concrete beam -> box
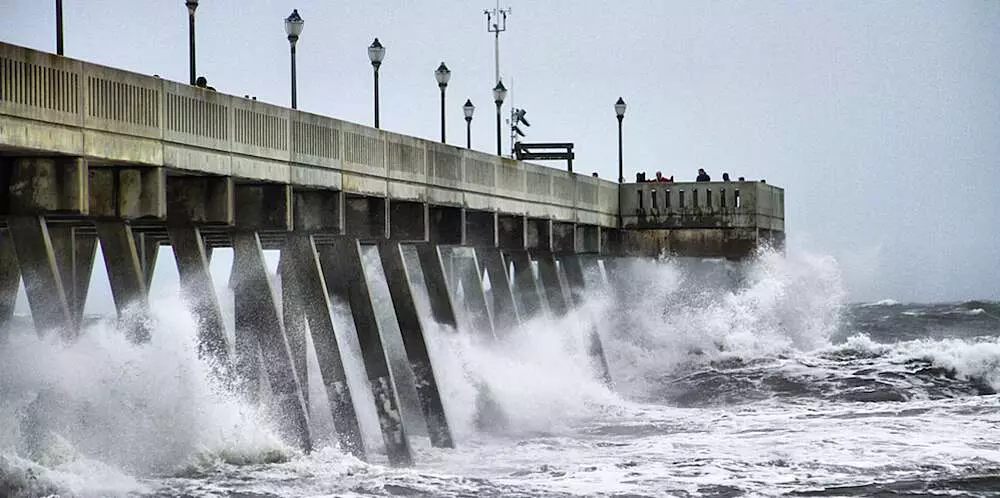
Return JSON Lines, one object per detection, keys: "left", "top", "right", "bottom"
{"left": 388, "top": 201, "right": 428, "bottom": 242}
{"left": 344, "top": 195, "right": 387, "bottom": 241}
{"left": 526, "top": 218, "right": 552, "bottom": 251}
{"left": 166, "top": 175, "right": 234, "bottom": 225}
{"left": 283, "top": 234, "right": 365, "bottom": 459}
{"left": 475, "top": 246, "right": 520, "bottom": 335}
{"left": 552, "top": 222, "right": 576, "bottom": 253}
{"left": 235, "top": 183, "right": 293, "bottom": 231}
{"left": 318, "top": 237, "right": 413, "bottom": 467}
{"left": 464, "top": 210, "right": 497, "bottom": 247}
{"left": 414, "top": 243, "right": 460, "bottom": 331}
{"left": 532, "top": 250, "right": 567, "bottom": 317}
{"left": 4, "top": 157, "right": 88, "bottom": 214}
{"left": 96, "top": 221, "right": 151, "bottom": 342}
{"left": 377, "top": 240, "right": 454, "bottom": 448}
{"left": 428, "top": 206, "right": 463, "bottom": 245}
{"left": 505, "top": 249, "right": 544, "bottom": 320}
{"left": 293, "top": 189, "right": 343, "bottom": 233}
{"left": 0, "top": 232, "right": 19, "bottom": 344}
{"left": 7, "top": 216, "right": 74, "bottom": 338}
{"left": 231, "top": 231, "right": 311, "bottom": 452}
{"left": 89, "top": 167, "right": 166, "bottom": 219}
{"left": 497, "top": 214, "right": 526, "bottom": 250}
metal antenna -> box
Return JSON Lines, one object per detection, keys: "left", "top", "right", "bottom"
{"left": 484, "top": 0, "right": 511, "bottom": 85}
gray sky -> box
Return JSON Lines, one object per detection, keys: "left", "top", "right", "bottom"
{"left": 2, "top": 0, "right": 998, "bottom": 303}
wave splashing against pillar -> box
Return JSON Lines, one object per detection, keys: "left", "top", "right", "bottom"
{"left": 0, "top": 296, "right": 291, "bottom": 496}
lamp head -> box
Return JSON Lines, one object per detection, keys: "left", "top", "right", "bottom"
{"left": 284, "top": 9, "right": 304, "bottom": 42}
{"left": 435, "top": 62, "right": 451, "bottom": 87}
{"left": 368, "top": 38, "right": 385, "bottom": 69}
{"left": 615, "top": 97, "right": 627, "bottom": 119}
{"left": 463, "top": 99, "right": 475, "bottom": 120}
{"left": 493, "top": 80, "right": 507, "bottom": 105}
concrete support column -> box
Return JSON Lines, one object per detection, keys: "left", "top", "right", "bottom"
{"left": 47, "top": 226, "right": 96, "bottom": 327}
{"left": 168, "top": 226, "right": 229, "bottom": 366}
{"left": 318, "top": 237, "right": 412, "bottom": 467}
{"left": 344, "top": 195, "right": 387, "bottom": 241}
{"left": 576, "top": 225, "right": 601, "bottom": 254}
{"left": 449, "top": 247, "right": 495, "bottom": 339}
{"left": 428, "top": 206, "right": 463, "bottom": 245}
{"left": 89, "top": 167, "right": 166, "bottom": 219}
{"left": 532, "top": 250, "right": 568, "bottom": 317}
{"left": 283, "top": 234, "right": 365, "bottom": 458}
{"left": 4, "top": 157, "right": 89, "bottom": 215}
{"left": 96, "top": 221, "right": 151, "bottom": 342}
{"left": 464, "top": 210, "right": 497, "bottom": 247}
{"left": 279, "top": 253, "right": 310, "bottom": 411}
{"left": 505, "top": 249, "right": 544, "bottom": 320}
{"left": 559, "top": 253, "right": 612, "bottom": 384}
{"left": 293, "top": 189, "right": 343, "bottom": 234}
{"left": 526, "top": 218, "right": 552, "bottom": 253}
{"left": 134, "top": 232, "right": 159, "bottom": 289}
{"left": 377, "top": 240, "right": 453, "bottom": 448}
{"left": 389, "top": 201, "right": 428, "bottom": 241}
{"left": 414, "top": 243, "right": 460, "bottom": 331}
{"left": 232, "top": 232, "right": 311, "bottom": 452}
{"left": 475, "top": 246, "right": 520, "bottom": 334}
{"left": 7, "top": 216, "right": 74, "bottom": 338}
{"left": 0, "top": 232, "right": 20, "bottom": 343}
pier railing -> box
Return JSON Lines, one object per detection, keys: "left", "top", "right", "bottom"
{"left": 0, "top": 42, "right": 619, "bottom": 227}
{"left": 620, "top": 181, "right": 784, "bottom": 231}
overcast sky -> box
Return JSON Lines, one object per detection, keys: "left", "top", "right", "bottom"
{"left": 2, "top": 0, "right": 998, "bottom": 303}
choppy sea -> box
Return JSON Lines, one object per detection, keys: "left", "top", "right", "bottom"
{"left": 1, "top": 250, "right": 999, "bottom": 497}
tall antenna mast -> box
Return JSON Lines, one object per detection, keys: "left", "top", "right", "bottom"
{"left": 484, "top": 0, "right": 511, "bottom": 85}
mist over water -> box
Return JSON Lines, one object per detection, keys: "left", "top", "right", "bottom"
{"left": 1, "top": 249, "right": 998, "bottom": 497}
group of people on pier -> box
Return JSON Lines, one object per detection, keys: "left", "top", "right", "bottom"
{"left": 635, "top": 169, "right": 745, "bottom": 183}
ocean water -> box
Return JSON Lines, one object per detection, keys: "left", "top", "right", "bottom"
{"left": 1, "top": 250, "right": 999, "bottom": 497}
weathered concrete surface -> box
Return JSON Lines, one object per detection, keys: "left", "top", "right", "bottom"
{"left": 475, "top": 246, "right": 520, "bottom": 334}
{"left": 231, "top": 231, "right": 312, "bottom": 452}
{"left": 450, "top": 248, "right": 495, "bottom": 339}
{"left": 505, "top": 249, "right": 544, "bottom": 320}
{"left": 166, "top": 176, "right": 234, "bottom": 224}
{"left": 168, "top": 226, "right": 230, "bottom": 365}
{"left": 89, "top": 167, "right": 166, "bottom": 219}
{"left": 0, "top": 232, "right": 19, "bottom": 343}
{"left": 7, "top": 216, "right": 74, "bottom": 338}
{"left": 377, "top": 240, "right": 454, "bottom": 448}
{"left": 532, "top": 251, "right": 567, "bottom": 317}
{"left": 388, "top": 201, "right": 427, "bottom": 241}
{"left": 47, "top": 226, "right": 95, "bottom": 328}
{"left": 464, "top": 210, "right": 496, "bottom": 247}
{"left": 616, "top": 228, "right": 785, "bottom": 259}
{"left": 318, "top": 237, "right": 413, "bottom": 467}
{"left": 96, "top": 221, "right": 151, "bottom": 342}
{"left": 414, "top": 243, "right": 460, "bottom": 331}
{"left": 3, "top": 157, "right": 88, "bottom": 214}
{"left": 283, "top": 234, "right": 365, "bottom": 459}
{"left": 428, "top": 206, "right": 463, "bottom": 245}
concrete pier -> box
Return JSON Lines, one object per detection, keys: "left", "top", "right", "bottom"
{"left": 506, "top": 249, "right": 545, "bottom": 320}
{"left": 96, "top": 221, "right": 151, "bottom": 342}
{"left": 7, "top": 216, "right": 75, "bottom": 338}
{"left": 168, "top": 226, "right": 230, "bottom": 365}
{"left": 47, "top": 226, "right": 96, "bottom": 328}
{"left": 378, "top": 239, "right": 454, "bottom": 448}
{"left": 231, "top": 231, "right": 312, "bottom": 452}
{"left": 533, "top": 251, "right": 568, "bottom": 317}
{"left": 0, "top": 233, "right": 18, "bottom": 343}
{"left": 283, "top": 234, "right": 365, "bottom": 459}
{"left": 475, "top": 246, "right": 520, "bottom": 334}
{"left": 414, "top": 243, "right": 460, "bottom": 331}
{"left": 450, "top": 248, "right": 495, "bottom": 339}
{"left": 319, "top": 237, "right": 412, "bottom": 467}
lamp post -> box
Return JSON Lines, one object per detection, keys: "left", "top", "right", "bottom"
{"left": 186, "top": 0, "right": 198, "bottom": 85}
{"left": 615, "top": 97, "right": 627, "bottom": 183}
{"left": 55, "top": 0, "right": 64, "bottom": 55}
{"left": 284, "top": 9, "right": 304, "bottom": 109}
{"left": 435, "top": 62, "right": 451, "bottom": 143}
{"left": 493, "top": 81, "right": 507, "bottom": 156}
{"left": 368, "top": 38, "right": 385, "bottom": 128}
{"left": 463, "top": 99, "right": 475, "bottom": 149}
{"left": 615, "top": 97, "right": 627, "bottom": 229}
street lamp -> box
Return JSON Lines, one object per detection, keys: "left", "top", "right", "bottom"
{"left": 284, "top": 9, "right": 304, "bottom": 109}
{"left": 368, "top": 38, "right": 385, "bottom": 128}
{"left": 186, "top": 0, "right": 199, "bottom": 85}
{"left": 492, "top": 80, "right": 507, "bottom": 156}
{"left": 615, "top": 97, "right": 626, "bottom": 183}
{"left": 463, "top": 99, "right": 475, "bottom": 149}
{"left": 56, "top": 0, "right": 64, "bottom": 55}
{"left": 435, "top": 62, "right": 451, "bottom": 143}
